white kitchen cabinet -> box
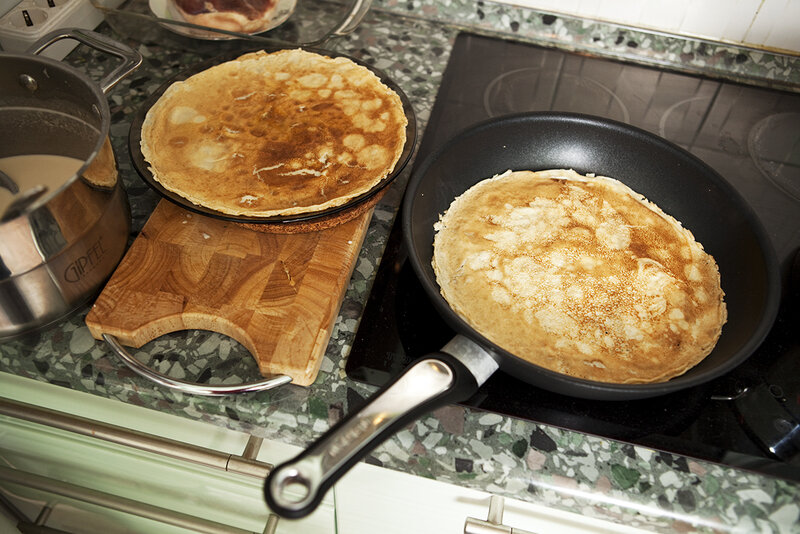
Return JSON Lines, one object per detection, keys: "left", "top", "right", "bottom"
{"left": 335, "top": 461, "right": 653, "bottom": 534}
{"left": 0, "top": 372, "right": 334, "bottom": 533}
{"left": 0, "top": 373, "right": 651, "bottom": 533}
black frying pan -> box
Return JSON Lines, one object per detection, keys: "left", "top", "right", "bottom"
{"left": 264, "top": 112, "right": 781, "bottom": 518}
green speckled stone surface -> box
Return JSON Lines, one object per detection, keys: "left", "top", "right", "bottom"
{"left": 2, "top": 0, "right": 799, "bottom": 531}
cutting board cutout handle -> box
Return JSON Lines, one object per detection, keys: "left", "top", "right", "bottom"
{"left": 86, "top": 200, "right": 372, "bottom": 388}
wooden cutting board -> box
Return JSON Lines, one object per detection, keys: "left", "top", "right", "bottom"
{"left": 85, "top": 199, "right": 372, "bottom": 386}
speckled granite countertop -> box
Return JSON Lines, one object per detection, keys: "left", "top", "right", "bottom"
{"left": 2, "top": 1, "right": 800, "bottom": 532}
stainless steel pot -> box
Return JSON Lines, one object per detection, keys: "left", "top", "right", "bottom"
{"left": 0, "top": 29, "right": 142, "bottom": 339}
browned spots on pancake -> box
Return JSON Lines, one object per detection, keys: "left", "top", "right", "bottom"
{"left": 140, "top": 49, "right": 407, "bottom": 217}
{"left": 432, "top": 169, "right": 726, "bottom": 384}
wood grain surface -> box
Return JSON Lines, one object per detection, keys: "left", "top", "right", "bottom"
{"left": 85, "top": 199, "right": 372, "bottom": 386}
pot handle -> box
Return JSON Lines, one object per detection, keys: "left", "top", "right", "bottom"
{"left": 102, "top": 334, "right": 292, "bottom": 396}
{"left": 316, "top": 0, "right": 372, "bottom": 43}
{"left": 264, "top": 335, "right": 499, "bottom": 519}
{"left": 27, "top": 28, "right": 142, "bottom": 94}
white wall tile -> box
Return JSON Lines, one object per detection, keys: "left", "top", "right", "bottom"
{"left": 637, "top": 1, "right": 691, "bottom": 34}
{"left": 720, "top": 0, "right": 764, "bottom": 43}
{"left": 767, "top": 0, "right": 800, "bottom": 51}
{"left": 743, "top": 0, "right": 780, "bottom": 44}
{"left": 679, "top": 0, "right": 731, "bottom": 41}
{"left": 573, "top": 0, "right": 601, "bottom": 20}
{"left": 490, "top": 0, "right": 800, "bottom": 52}
{"left": 746, "top": 0, "right": 800, "bottom": 52}
{"left": 596, "top": 0, "right": 646, "bottom": 26}
{"left": 521, "top": 0, "right": 582, "bottom": 15}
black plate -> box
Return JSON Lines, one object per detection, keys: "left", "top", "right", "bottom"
{"left": 129, "top": 45, "right": 417, "bottom": 225}
{"left": 404, "top": 112, "right": 782, "bottom": 400}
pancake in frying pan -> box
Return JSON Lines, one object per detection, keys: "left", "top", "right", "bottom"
{"left": 432, "top": 169, "right": 727, "bottom": 384}
{"left": 140, "top": 49, "right": 408, "bottom": 218}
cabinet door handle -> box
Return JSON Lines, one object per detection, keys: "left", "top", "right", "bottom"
{"left": 464, "top": 496, "right": 539, "bottom": 534}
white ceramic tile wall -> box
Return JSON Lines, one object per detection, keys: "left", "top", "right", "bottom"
{"left": 494, "top": 0, "right": 800, "bottom": 53}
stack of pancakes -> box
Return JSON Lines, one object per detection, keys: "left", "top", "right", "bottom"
{"left": 433, "top": 169, "right": 727, "bottom": 384}
{"left": 141, "top": 49, "right": 408, "bottom": 218}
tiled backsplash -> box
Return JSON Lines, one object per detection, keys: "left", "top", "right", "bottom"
{"left": 495, "top": 0, "right": 800, "bottom": 54}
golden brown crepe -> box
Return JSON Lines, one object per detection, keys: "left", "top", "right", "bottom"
{"left": 432, "top": 169, "right": 727, "bottom": 384}
{"left": 82, "top": 137, "right": 118, "bottom": 189}
{"left": 140, "top": 49, "right": 407, "bottom": 217}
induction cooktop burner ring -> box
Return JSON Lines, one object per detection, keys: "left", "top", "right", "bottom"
{"left": 483, "top": 68, "right": 631, "bottom": 124}
{"left": 748, "top": 112, "right": 800, "bottom": 201}
{"left": 658, "top": 96, "right": 712, "bottom": 139}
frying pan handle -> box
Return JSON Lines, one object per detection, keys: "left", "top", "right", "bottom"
{"left": 264, "top": 351, "right": 482, "bottom": 519}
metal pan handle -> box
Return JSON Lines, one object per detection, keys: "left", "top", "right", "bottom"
{"left": 27, "top": 28, "right": 142, "bottom": 94}
{"left": 102, "top": 334, "right": 292, "bottom": 396}
{"left": 264, "top": 335, "right": 499, "bottom": 519}
{"left": 313, "top": 0, "right": 372, "bottom": 45}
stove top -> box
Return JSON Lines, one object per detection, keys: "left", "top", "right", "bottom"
{"left": 347, "top": 32, "right": 800, "bottom": 482}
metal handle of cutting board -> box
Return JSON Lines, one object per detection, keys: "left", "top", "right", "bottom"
{"left": 102, "top": 334, "right": 292, "bottom": 396}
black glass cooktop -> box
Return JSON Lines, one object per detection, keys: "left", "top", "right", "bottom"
{"left": 346, "top": 32, "right": 800, "bottom": 482}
